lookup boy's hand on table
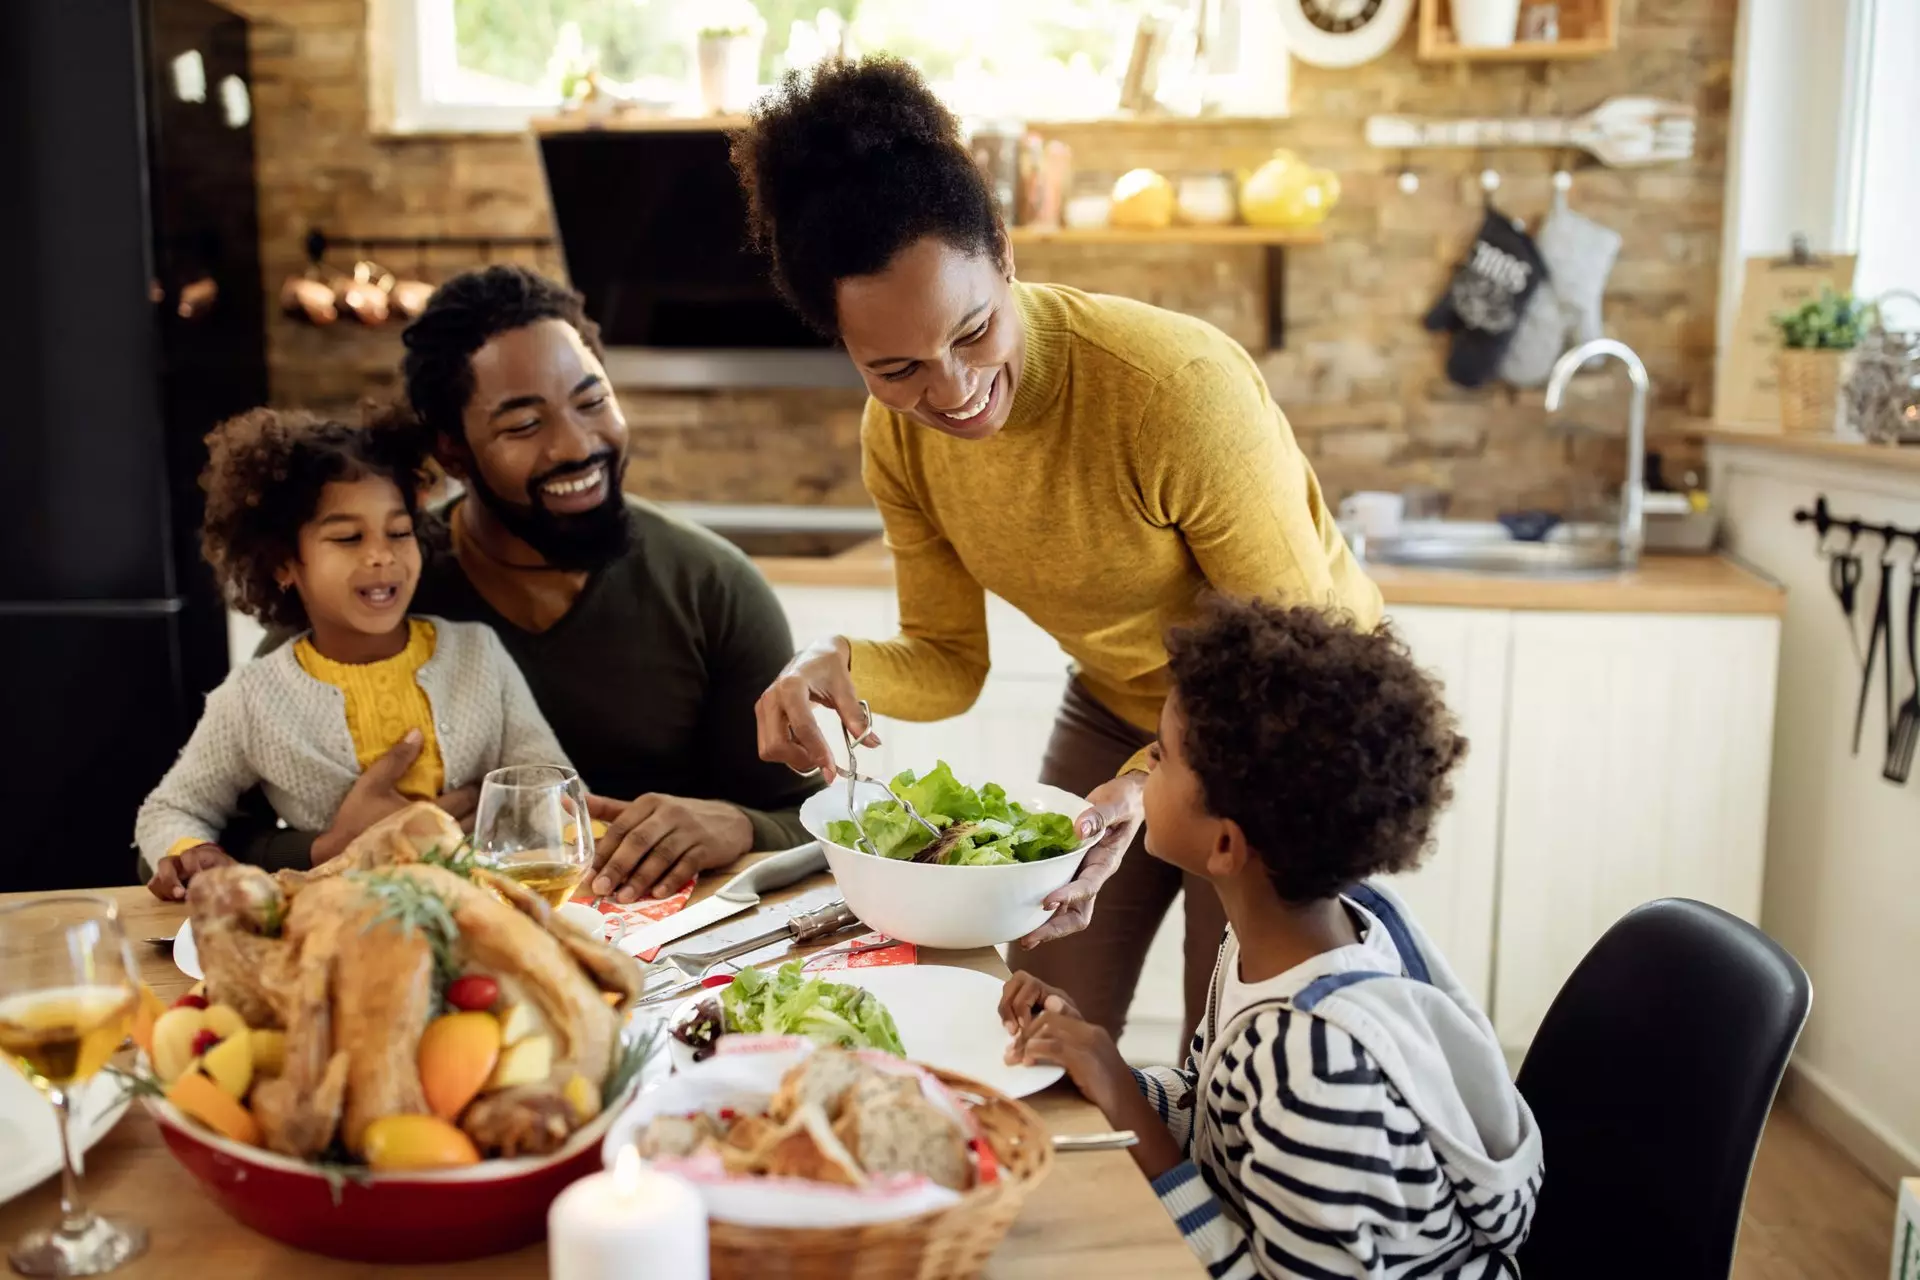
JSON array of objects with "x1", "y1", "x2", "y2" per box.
[
  {"x1": 1006, "y1": 995, "x2": 1133, "y2": 1115},
  {"x1": 999, "y1": 971, "x2": 1083, "y2": 1036},
  {"x1": 147, "y1": 844, "x2": 234, "y2": 901}
]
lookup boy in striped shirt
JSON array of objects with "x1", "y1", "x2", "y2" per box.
[{"x1": 1003, "y1": 601, "x2": 1543, "y2": 1278}]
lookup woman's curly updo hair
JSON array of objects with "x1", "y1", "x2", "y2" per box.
[
  {"x1": 400, "y1": 264, "x2": 603, "y2": 447},
  {"x1": 731, "y1": 55, "x2": 1005, "y2": 336},
  {"x1": 1166, "y1": 600, "x2": 1469, "y2": 903},
  {"x1": 199, "y1": 405, "x2": 427, "y2": 630}
]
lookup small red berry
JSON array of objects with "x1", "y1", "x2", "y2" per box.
[
  {"x1": 171, "y1": 994, "x2": 209, "y2": 1011},
  {"x1": 445, "y1": 975, "x2": 501, "y2": 1012},
  {"x1": 188, "y1": 1029, "x2": 221, "y2": 1057}
]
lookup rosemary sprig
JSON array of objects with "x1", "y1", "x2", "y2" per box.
[
  {"x1": 106, "y1": 1065, "x2": 167, "y2": 1105},
  {"x1": 349, "y1": 870, "x2": 463, "y2": 989},
  {"x1": 420, "y1": 838, "x2": 478, "y2": 882},
  {"x1": 602, "y1": 1019, "x2": 665, "y2": 1108},
  {"x1": 260, "y1": 897, "x2": 285, "y2": 938},
  {"x1": 312, "y1": 1159, "x2": 374, "y2": 1207}
]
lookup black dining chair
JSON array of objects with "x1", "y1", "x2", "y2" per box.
[{"x1": 1513, "y1": 898, "x2": 1811, "y2": 1280}]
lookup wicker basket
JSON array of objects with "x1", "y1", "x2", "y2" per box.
[
  {"x1": 706, "y1": 1068, "x2": 1055, "y2": 1280},
  {"x1": 1778, "y1": 346, "x2": 1846, "y2": 434}
]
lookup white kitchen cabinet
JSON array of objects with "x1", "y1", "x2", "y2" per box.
[
  {"x1": 1491, "y1": 611, "x2": 1781, "y2": 1050},
  {"x1": 1377, "y1": 605, "x2": 1514, "y2": 1010}
]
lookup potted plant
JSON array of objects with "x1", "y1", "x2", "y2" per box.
[
  {"x1": 1772, "y1": 288, "x2": 1870, "y2": 435},
  {"x1": 696, "y1": 1, "x2": 766, "y2": 116}
]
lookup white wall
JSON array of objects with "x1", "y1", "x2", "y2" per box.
[{"x1": 1713, "y1": 442, "x2": 1920, "y2": 1177}]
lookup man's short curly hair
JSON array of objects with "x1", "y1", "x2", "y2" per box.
[
  {"x1": 400, "y1": 264, "x2": 603, "y2": 447},
  {"x1": 1166, "y1": 600, "x2": 1468, "y2": 903},
  {"x1": 199, "y1": 406, "x2": 427, "y2": 630},
  {"x1": 730, "y1": 55, "x2": 1006, "y2": 336}
]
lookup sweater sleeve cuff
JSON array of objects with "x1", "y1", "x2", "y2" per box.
[
  {"x1": 1119, "y1": 745, "x2": 1154, "y2": 777},
  {"x1": 1151, "y1": 1160, "x2": 1221, "y2": 1229},
  {"x1": 166, "y1": 837, "x2": 213, "y2": 860}
]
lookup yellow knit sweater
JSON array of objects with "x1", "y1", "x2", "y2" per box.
[
  {"x1": 293, "y1": 618, "x2": 446, "y2": 800},
  {"x1": 848, "y1": 281, "x2": 1381, "y2": 737}
]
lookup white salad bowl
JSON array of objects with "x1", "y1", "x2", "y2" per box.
[{"x1": 799, "y1": 775, "x2": 1092, "y2": 949}]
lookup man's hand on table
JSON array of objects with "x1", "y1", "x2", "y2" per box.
[
  {"x1": 1017, "y1": 770, "x2": 1146, "y2": 949},
  {"x1": 146, "y1": 844, "x2": 234, "y2": 901},
  {"x1": 585, "y1": 794, "x2": 754, "y2": 903}
]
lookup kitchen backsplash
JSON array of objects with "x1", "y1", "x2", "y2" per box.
[{"x1": 233, "y1": 0, "x2": 1728, "y2": 517}]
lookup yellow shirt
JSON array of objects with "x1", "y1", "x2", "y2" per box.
[
  {"x1": 166, "y1": 619, "x2": 449, "y2": 861},
  {"x1": 293, "y1": 618, "x2": 447, "y2": 801},
  {"x1": 849, "y1": 281, "x2": 1381, "y2": 743}
]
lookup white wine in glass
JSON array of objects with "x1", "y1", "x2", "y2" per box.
[
  {"x1": 0, "y1": 896, "x2": 147, "y2": 1276},
  {"x1": 474, "y1": 764, "x2": 593, "y2": 908}
]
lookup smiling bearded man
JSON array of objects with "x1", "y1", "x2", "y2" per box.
[{"x1": 238, "y1": 266, "x2": 817, "y2": 901}]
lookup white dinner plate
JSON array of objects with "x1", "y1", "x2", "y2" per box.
[
  {"x1": 173, "y1": 920, "x2": 201, "y2": 981},
  {"x1": 0, "y1": 1070, "x2": 133, "y2": 1206},
  {"x1": 669, "y1": 964, "x2": 1064, "y2": 1099}
]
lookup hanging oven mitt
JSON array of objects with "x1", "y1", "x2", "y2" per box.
[
  {"x1": 1425, "y1": 206, "x2": 1548, "y2": 388},
  {"x1": 1500, "y1": 192, "x2": 1624, "y2": 387}
]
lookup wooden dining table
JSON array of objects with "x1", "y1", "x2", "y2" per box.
[{"x1": 0, "y1": 868, "x2": 1203, "y2": 1278}]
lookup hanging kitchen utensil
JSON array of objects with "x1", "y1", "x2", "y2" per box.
[
  {"x1": 1885, "y1": 554, "x2": 1920, "y2": 783},
  {"x1": 1365, "y1": 97, "x2": 1697, "y2": 168},
  {"x1": 1829, "y1": 530, "x2": 1864, "y2": 665},
  {"x1": 338, "y1": 260, "x2": 395, "y2": 325},
  {"x1": 1855, "y1": 548, "x2": 1895, "y2": 756}
]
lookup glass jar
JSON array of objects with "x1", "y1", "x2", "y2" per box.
[
  {"x1": 1064, "y1": 170, "x2": 1114, "y2": 230},
  {"x1": 1175, "y1": 172, "x2": 1237, "y2": 226}
]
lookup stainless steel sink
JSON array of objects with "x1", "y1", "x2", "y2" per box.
[{"x1": 1360, "y1": 534, "x2": 1623, "y2": 576}]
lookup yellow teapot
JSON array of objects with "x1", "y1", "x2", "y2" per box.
[{"x1": 1239, "y1": 150, "x2": 1341, "y2": 229}]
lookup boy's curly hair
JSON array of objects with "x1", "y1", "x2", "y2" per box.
[
  {"x1": 730, "y1": 55, "x2": 1005, "y2": 336},
  {"x1": 199, "y1": 406, "x2": 428, "y2": 629},
  {"x1": 1166, "y1": 600, "x2": 1467, "y2": 903}
]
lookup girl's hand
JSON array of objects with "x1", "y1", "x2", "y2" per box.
[
  {"x1": 1017, "y1": 771, "x2": 1146, "y2": 949},
  {"x1": 147, "y1": 844, "x2": 234, "y2": 902},
  {"x1": 753, "y1": 636, "x2": 877, "y2": 779},
  {"x1": 999, "y1": 971, "x2": 1082, "y2": 1036},
  {"x1": 1006, "y1": 995, "x2": 1133, "y2": 1114}
]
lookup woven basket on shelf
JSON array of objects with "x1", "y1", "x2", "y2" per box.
[
  {"x1": 1777, "y1": 346, "x2": 1846, "y2": 434},
  {"x1": 706, "y1": 1068, "x2": 1055, "y2": 1280}
]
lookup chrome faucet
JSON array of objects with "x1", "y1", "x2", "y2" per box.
[{"x1": 1544, "y1": 338, "x2": 1649, "y2": 568}]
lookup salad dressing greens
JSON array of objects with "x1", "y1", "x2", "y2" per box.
[
  {"x1": 826, "y1": 763, "x2": 1079, "y2": 866},
  {"x1": 717, "y1": 961, "x2": 905, "y2": 1056}
]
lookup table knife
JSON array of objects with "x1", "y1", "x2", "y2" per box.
[{"x1": 616, "y1": 841, "x2": 826, "y2": 956}]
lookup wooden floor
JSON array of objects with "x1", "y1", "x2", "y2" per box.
[{"x1": 1734, "y1": 1105, "x2": 1894, "y2": 1280}]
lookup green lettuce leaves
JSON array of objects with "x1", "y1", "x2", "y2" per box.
[
  {"x1": 719, "y1": 960, "x2": 905, "y2": 1056},
  {"x1": 825, "y1": 762, "x2": 1081, "y2": 867}
]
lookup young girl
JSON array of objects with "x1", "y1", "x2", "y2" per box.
[
  {"x1": 1001, "y1": 601, "x2": 1542, "y2": 1279},
  {"x1": 138, "y1": 407, "x2": 572, "y2": 898}
]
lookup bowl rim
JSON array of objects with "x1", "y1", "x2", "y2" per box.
[{"x1": 799, "y1": 774, "x2": 1094, "y2": 871}]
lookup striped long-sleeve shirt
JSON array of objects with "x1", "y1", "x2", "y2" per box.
[{"x1": 1136, "y1": 883, "x2": 1544, "y2": 1279}]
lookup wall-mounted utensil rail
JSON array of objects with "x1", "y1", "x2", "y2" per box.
[{"x1": 1792, "y1": 496, "x2": 1920, "y2": 553}]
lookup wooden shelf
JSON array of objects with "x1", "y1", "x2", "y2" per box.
[
  {"x1": 1006, "y1": 225, "x2": 1324, "y2": 247},
  {"x1": 1417, "y1": 0, "x2": 1618, "y2": 62},
  {"x1": 532, "y1": 113, "x2": 747, "y2": 134}
]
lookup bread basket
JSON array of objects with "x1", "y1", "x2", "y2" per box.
[{"x1": 652, "y1": 1066, "x2": 1055, "y2": 1280}]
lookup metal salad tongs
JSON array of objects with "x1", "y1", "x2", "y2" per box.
[{"x1": 789, "y1": 698, "x2": 940, "y2": 856}]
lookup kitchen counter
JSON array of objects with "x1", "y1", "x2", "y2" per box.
[
  {"x1": 754, "y1": 539, "x2": 1786, "y2": 616},
  {"x1": 1705, "y1": 427, "x2": 1920, "y2": 476}
]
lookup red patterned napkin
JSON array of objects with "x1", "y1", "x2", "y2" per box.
[
  {"x1": 802, "y1": 931, "x2": 917, "y2": 971},
  {"x1": 567, "y1": 881, "x2": 695, "y2": 961}
]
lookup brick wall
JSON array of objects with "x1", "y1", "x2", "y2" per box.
[{"x1": 233, "y1": 0, "x2": 1729, "y2": 517}]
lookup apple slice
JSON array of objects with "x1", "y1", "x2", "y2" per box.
[
  {"x1": 200, "y1": 1031, "x2": 253, "y2": 1099},
  {"x1": 202, "y1": 1004, "x2": 248, "y2": 1042},
  {"x1": 496, "y1": 1002, "x2": 540, "y2": 1047},
  {"x1": 484, "y1": 1033, "x2": 552, "y2": 1092},
  {"x1": 249, "y1": 1030, "x2": 287, "y2": 1077},
  {"x1": 151, "y1": 1007, "x2": 209, "y2": 1084}
]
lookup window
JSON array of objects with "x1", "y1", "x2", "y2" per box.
[
  {"x1": 1849, "y1": 0, "x2": 1920, "y2": 307},
  {"x1": 378, "y1": 0, "x2": 1288, "y2": 134}
]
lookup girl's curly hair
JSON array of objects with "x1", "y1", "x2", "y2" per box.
[
  {"x1": 1166, "y1": 600, "x2": 1469, "y2": 903},
  {"x1": 199, "y1": 405, "x2": 428, "y2": 629}
]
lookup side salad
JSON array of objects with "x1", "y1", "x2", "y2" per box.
[
  {"x1": 826, "y1": 762, "x2": 1080, "y2": 867},
  {"x1": 670, "y1": 960, "x2": 905, "y2": 1062}
]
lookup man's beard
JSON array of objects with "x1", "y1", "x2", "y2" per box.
[{"x1": 466, "y1": 450, "x2": 633, "y2": 572}]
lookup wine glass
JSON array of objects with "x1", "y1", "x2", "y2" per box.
[
  {"x1": 0, "y1": 897, "x2": 147, "y2": 1276},
  {"x1": 473, "y1": 764, "x2": 593, "y2": 908}
]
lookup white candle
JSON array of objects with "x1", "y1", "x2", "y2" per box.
[{"x1": 549, "y1": 1147, "x2": 708, "y2": 1280}]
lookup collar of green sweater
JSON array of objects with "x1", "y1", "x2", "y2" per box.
[{"x1": 1008, "y1": 281, "x2": 1072, "y2": 428}]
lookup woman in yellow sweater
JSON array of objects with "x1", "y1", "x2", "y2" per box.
[{"x1": 739, "y1": 58, "x2": 1381, "y2": 1042}]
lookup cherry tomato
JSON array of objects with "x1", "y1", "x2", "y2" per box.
[
  {"x1": 171, "y1": 993, "x2": 209, "y2": 1011},
  {"x1": 189, "y1": 1029, "x2": 222, "y2": 1057},
  {"x1": 445, "y1": 975, "x2": 500, "y2": 1012}
]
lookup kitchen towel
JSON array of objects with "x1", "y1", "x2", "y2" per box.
[
  {"x1": 1500, "y1": 194, "x2": 1623, "y2": 386},
  {"x1": 1426, "y1": 206, "x2": 1548, "y2": 388}
]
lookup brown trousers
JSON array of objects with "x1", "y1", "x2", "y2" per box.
[{"x1": 1021, "y1": 681, "x2": 1228, "y2": 1053}]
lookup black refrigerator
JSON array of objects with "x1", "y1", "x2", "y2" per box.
[{"x1": 0, "y1": 0, "x2": 267, "y2": 892}]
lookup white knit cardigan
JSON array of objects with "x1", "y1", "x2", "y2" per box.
[{"x1": 134, "y1": 617, "x2": 571, "y2": 874}]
